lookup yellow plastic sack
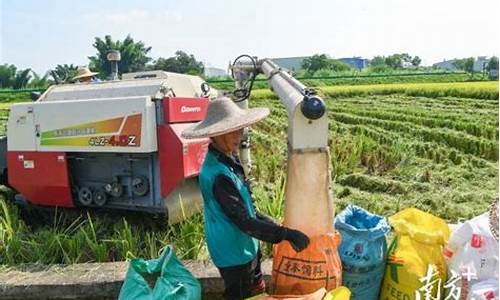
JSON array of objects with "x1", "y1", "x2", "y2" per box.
[
  {"x1": 379, "y1": 208, "x2": 450, "y2": 300},
  {"x1": 247, "y1": 286, "x2": 351, "y2": 300},
  {"x1": 323, "y1": 286, "x2": 351, "y2": 300},
  {"x1": 246, "y1": 286, "x2": 351, "y2": 300}
]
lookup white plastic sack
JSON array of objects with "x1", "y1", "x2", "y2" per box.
[
  {"x1": 444, "y1": 212, "x2": 499, "y2": 299},
  {"x1": 469, "y1": 278, "x2": 499, "y2": 300}
]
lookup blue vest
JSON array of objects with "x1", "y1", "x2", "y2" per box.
[{"x1": 198, "y1": 148, "x2": 259, "y2": 268}]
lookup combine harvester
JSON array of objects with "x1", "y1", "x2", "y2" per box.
[{"x1": 0, "y1": 71, "x2": 214, "y2": 223}]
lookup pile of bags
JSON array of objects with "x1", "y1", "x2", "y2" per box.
[
  {"x1": 332, "y1": 203, "x2": 498, "y2": 300},
  {"x1": 117, "y1": 202, "x2": 498, "y2": 300}
]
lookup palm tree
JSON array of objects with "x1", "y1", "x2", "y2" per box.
[
  {"x1": 88, "y1": 35, "x2": 152, "y2": 79},
  {"x1": 29, "y1": 70, "x2": 50, "y2": 89},
  {"x1": 49, "y1": 64, "x2": 79, "y2": 84},
  {"x1": 0, "y1": 64, "x2": 17, "y2": 88},
  {"x1": 13, "y1": 68, "x2": 32, "y2": 89}
]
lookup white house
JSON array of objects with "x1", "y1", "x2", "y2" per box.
[{"x1": 204, "y1": 67, "x2": 227, "y2": 77}]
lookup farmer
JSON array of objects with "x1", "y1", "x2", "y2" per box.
[
  {"x1": 182, "y1": 97, "x2": 310, "y2": 299},
  {"x1": 73, "y1": 66, "x2": 101, "y2": 83}
]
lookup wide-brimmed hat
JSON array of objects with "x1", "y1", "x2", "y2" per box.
[
  {"x1": 181, "y1": 97, "x2": 269, "y2": 139},
  {"x1": 73, "y1": 66, "x2": 99, "y2": 80}
]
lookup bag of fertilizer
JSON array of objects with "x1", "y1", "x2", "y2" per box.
[
  {"x1": 335, "y1": 205, "x2": 390, "y2": 300},
  {"x1": 379, "y1": 208, "x2": 450, "y2": 300},
  {"x1": 272, "y1": 232, "x2": 343, "y2": 295},
  {"x1": 443, "y1": 205, "x2": 499, "y2": 300}
]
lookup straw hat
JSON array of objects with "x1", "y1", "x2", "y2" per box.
[
  {"x1": 73, "y1": 66, "x2": 99, "y2": 80},
  {"x1": 181, "y1": 97, "x2": 269, "y2": 139}
]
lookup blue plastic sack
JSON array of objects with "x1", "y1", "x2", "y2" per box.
[
  {"x1": 334, "y1": 205, "x2": 390, "y2": 300},
  {"x1": 118, "y1": 246, "x2": 201, "y2": 300}
]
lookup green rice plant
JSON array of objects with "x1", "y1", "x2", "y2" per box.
[
  {"x1": 338, "y1": 173, "x2": 408, "y2": 194},
  {"x1": 331, "y1": 112, "x2": 498, "y2": 161}
]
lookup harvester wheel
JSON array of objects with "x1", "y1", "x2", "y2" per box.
[
  {"x1": 77, "y1": 187, "x2": 93, "y2": 206},
  {"x1": 105, "y1": 182, "x2": 123, "y2": 198},
  {"x1": 93, "y1": 190, "x2": 107, "y2": 207},
  {"x1": 131, "y1": 176, "x2": 149, "y2": 197}
]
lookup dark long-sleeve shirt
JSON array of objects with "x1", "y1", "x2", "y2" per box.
[{"x1": 209, "y1": 144, "x2": 287, "y2": 243}]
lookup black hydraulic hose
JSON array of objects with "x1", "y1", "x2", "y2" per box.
[{"x1": 231, "y1": 54, "x2": 257, "y2": 103}]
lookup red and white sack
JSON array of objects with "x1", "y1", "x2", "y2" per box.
[
  {"x1": 469, "y1": 278, "x2": 499, "y2": 300},
  {"x1": 444, "y1": 212, "x2": 499, "y2": 299}
]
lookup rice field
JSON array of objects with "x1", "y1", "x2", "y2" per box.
[{"x1": 0, "y1": 81, "x2": 498, "y2": 266}]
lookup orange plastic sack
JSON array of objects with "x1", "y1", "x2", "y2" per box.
[{"x1": 272, "y1": 232, "x2": 343, "y2": 295}]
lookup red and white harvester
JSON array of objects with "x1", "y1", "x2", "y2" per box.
[{"x1": 1, "y1": 70, "x2": 215, "y2": 223}]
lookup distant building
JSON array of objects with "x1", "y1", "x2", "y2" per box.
[
  {"x1": 270, "y1": 56, "x2": 368, "y2": 72},
  {"x1": 270, "y1": 56, "x2": 308, "y2": 72},
  {"x1": 489, "y1": 69, "x2": 498, "y2": 80},
  {"x1": 433, "y1": 59, "x2": 458, "y2": 71},
  {"x1": 433, "y1": 56, "x2": 491, "y2": 72},
  {"x1": 204, "y1": 67, "x2": 227, "y2": 77},
  {"x1": 474, "y1": 56, "x2": 490, "y2": 72},
  {"x1": 338, "y1": 57, "x2": 368, "y2": 69}
]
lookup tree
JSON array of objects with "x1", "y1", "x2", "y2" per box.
[
  {"x1": 0, "y1": 64, "x2": 32, "y2": 89},
  {"x1": 89, "y1": 35, "x2": 152, "y2": 79},
  {"x1": 385, "y1": 54, "x2": 404, "y2": 69},
  {"x1": 301, "y1": 54, "x2": 331, "y2": 74},
  {"x1": 454, "y1": 57, "x2": 475, "y2": 74},
  {"x1": 150, "y1": 51, "x2": 204, "y2": 75},
  {"x1": 49, "y1": 64, "x2": 79, "y2": 84},
  {"x1": 463, "y1": 57, "x2": 475, "y2": 74},
  {"x1": 12, "y1": 68, "x2": 32, "y2": 89},
  {"x1": 400, "y1": 53, "x2": 412, "y2": 66},
  {"x1": 411, "y1": 56, "x2": 422, "y2": 67},
  {"x1": 369, "y1": 53, "x2": 420, "y2": 69},
  {"x1": 369, "y1": 56, "x2": 386, "y2": 67},
  {"x1": 301, "y1": 54, "x2": 352, "y2": 74},
  {"x1": 487, "y1": 56, "x2": 499, "y2": 71},
  {"x1": 28, "y1": 71, "x2": 50, "y2": 88},
  {"x1": 329, "y1": 59, "x2": 351, "y2": 72},
  {"x1": 0, "y1": 64, "x2": 17, "y2": 88}
]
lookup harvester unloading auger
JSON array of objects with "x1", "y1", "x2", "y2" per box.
[
  {"x1": 229, "y1": 55, "x2": 334, "y2": 236},
  {"x1": 0, "y1": 56, "x2": 334, "y2": 236}
]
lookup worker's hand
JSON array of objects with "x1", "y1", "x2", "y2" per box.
[{"x1": 284, "y1": 228, "x2": 310, "y2": 252}]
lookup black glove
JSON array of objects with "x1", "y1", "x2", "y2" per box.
[{"x1": 284, "y1": 228, "x2": 310, "y2": 252}]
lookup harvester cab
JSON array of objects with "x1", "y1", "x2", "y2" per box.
[{"x1": 2, "y1": 71, "x2": 216, "y2": 223}]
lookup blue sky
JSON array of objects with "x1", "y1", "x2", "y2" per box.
[{"x1": 1, "y1": 0, "x2": 498, "y2": 74}]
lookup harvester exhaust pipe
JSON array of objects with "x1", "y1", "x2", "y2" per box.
[{"x1": 107, "y1": 50, "x2": 121, "y2": 80}]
